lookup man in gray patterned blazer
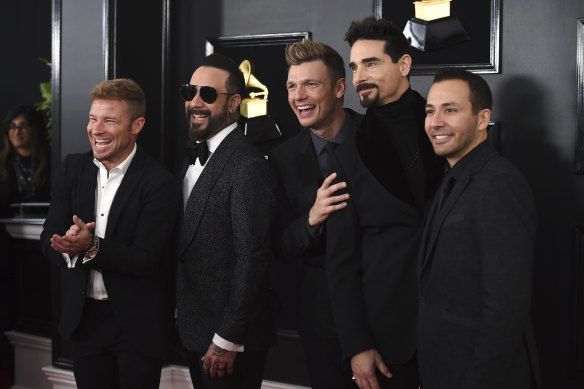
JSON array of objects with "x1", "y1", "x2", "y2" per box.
[{"x1": 176, "y1": 53, "x2": 277, "y2": 389}]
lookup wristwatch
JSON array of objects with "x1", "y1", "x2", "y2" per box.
[{"x1": 82, "y1": 235, "x2": 100, "y2": 260}]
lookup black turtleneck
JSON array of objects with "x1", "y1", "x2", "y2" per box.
[{"x1": 356, "y1": 88, "x2": 442, "y2": 210}]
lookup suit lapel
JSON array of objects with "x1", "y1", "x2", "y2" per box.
[
  {"x1": 419, "y1": 177, "x2": 469, "y2": 274},
  {"x1": 104, "y1": 148, "x2": 146, "y2": 239},
  {"x1": 179, "y1": 128, "x2": 242, "y2": 255},
  {"x1": 78, "y1": 153, "x2": 98, "y2": 223}
]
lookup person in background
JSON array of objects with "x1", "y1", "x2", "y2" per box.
[{"x1": 0, "y1": 104, "x2": 50, "y2": 215}]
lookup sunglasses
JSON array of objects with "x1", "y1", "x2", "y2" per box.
[
  {"x1": 8, "y1": 123, "x2": 31, "y2": 132},
  {"x1": 180, "y1": 84, "x2": 235, "y2": 104}
]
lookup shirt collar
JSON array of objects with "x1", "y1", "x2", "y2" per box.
[
  {"x1": 310, "y1": 109, "x2": 354, "y2": 156},
  {"x1": 93, "y1": 143, "x2": 137, "y2": 174},
  {"x1": 448, "y1": 139, "x2": 493, "y2": 181},
  {"x1": 206, "y1": 122, "x2": 238, "y2": 153}
]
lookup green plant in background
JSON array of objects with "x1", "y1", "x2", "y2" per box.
[{"x1": 36, "y1": 57, "x2": 52, "y2": 142}]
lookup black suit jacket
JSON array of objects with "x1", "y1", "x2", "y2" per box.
[
  {"x1": 40, "y1": 147, "x2": 181, "y2": 357},
  {"x1": 176, "y1": 127, "x2": 276, "y2": 353},
  {"x1": 268, "y1": 109, "x2": 362, "y2": 338},
  {"x1": 418, "y1": 141, "x2": 539, "y2": 388},
  {"x1": 326, "y1": 136, "x2": 423, "y2": 364}
]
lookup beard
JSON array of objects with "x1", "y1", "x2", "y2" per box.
[
  {"x1": 356, "y1": 83, "x2": 380, "y2": 108},
  {"x1": 186, "y1": 103, "x2": 229, "y2": 141}
]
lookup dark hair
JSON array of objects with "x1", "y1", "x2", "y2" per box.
[
  {"x1": 90, "y1": 78, "x2": 146, "y2": 119},
  {"x1": 285, "y1": 40, "x2": 346, "y2": 83},
  {"x1": 345, "y1": 17, "x2": 411, "y2": 63},
  {"x1": 1, "y1": 104, "x2": 50, "y2": 185},
  {"x1": 200, "y1": 53, "x2": 246, "y2": 98},
  {"x1": 433, "y1": 67, "x2": 492, "y2": 114}
]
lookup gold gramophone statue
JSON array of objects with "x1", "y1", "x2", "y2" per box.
[
  {"x1": 403, "y1": 0, "x2": 469, "y2": 52},
  {"x1": 239, "y1": 60, "x2": 269, "y2": 118}
]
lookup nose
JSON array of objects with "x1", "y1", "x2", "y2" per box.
[
  {"x1": 427, "y1": 112, "x2": 444, "y2": 130},
  {"x1": 187, "y1": 88, "x2": 205, "y2": 108},
  {"x1": 353, "y1": 67, "x2": 366, "y2": 86},
  {"x1": 292, "y1": 85, "x2": 307, "y2": 101}
]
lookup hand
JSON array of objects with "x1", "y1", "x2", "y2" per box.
[
  {"x1": 201, "y1": 342, "x2": 237, "y2": 379},
  {"x1": 308, "y1": 172, "x2": 350, "y2": 233},
  {"x1": 351, "y1": 349, "x2": 392, "y2": 389},
  {"x1": 50, "y1": 215, "x2": 96, "y2": 256}
]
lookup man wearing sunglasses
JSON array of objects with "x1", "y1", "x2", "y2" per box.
[{"x1": 175, "y1": 53, "x2": 276, "y2": 389}]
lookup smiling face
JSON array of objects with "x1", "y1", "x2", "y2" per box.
[
  {"x1": 8, "y1": 114, "x2": 33, "y2": 155},
  {"x1": 286, "y1": 60, "x2": 345, "y2": 137},
  {"x1": 425, "y1": 79, "x2": 490, "y2": 167},
  {"x1": 184, "y1": 66, "x2": 240, "y2": 142},
  {"x1": 87, "y1": 98, "x2": 144, "y2": 171},
  {"x1": 349, "y1": 39, "x2": 411, "y2": 107}
]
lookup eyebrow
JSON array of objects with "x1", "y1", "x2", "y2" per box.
[
  {"x1": 349, "y1": 56, "x2": 382, "y2": 68},
  {"x1": 426, "y1": 102, "x2": 457, "y2": 108}
]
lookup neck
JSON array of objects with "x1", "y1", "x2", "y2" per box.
[
  {"x1": 310, "y1": 106, "x2": 346, "y2": 141},
  {"x1": 15, "y1": 147, "x2": 32, "y2": 157}
]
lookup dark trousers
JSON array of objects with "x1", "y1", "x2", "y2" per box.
[
  {"x1": 300, "y1": 334, "x2": 354, "y2": 389},
  {"x1": 187, "y1": 349, "x2": 268, "y2": 389},
  {"x1": 71, "y1": 299, "x2": 162, "y2": 389}
]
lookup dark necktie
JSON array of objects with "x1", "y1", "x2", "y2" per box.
[
  {"x1": 186, "y1": 140, "x2": 209, "y2": 166},
  {"x1": 320, "y1": 142, "x2": 338, "y2": 178},
  {"x1": 427, "y1": 173, "x2": 455, "y2": 227}
]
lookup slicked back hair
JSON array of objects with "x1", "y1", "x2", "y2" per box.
[
  {"x1": 345, "y1": 17, "x2": 411, "y2": 64},
  {"x1": 90, "y1": 78, "x2": 146, "y2": 120},
  {"x1": 199, "y1": 53, "x2": 246, "y2": 98},
  {"x1": 433, "y1": 67, "x2": 492, "y2": 114}
]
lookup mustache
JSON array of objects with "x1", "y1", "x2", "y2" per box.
[
  {"x1": 356, "y1": 83, "x2": 378, "y2": 92},
  {"x1": 187, "y1": 107, "x2": 211, "y2": 116}
]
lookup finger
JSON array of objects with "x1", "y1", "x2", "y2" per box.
[
  {"x1": 86, "y1": 222, "x2": 96, "y2": 230},
  {"x1": 73, "y1": 215, "x2": 89, "y2": 231},
  {"x1": 202, "y1": 359, "x2": 211, "y2": 375},
  {"x1": 227, "y1": 360, "x2": 234, "y2": 375},
  {"x1": 326, "y1": 181, "x2": 348, "y2": 195},
  {"x1": 367, "y1": 375, "x2": 380, "y2": 389},
  {"x1": 209, "y1": 363, "x2": 218, "y2": 378},
  {"x1": 320, "y1": 172, "x2": 338, "y2": 189},
  {"x1": 375, "y1": 358, "x2": 392, "y2": 378},
  {"x1": 217, "y1": 365, "x2": 226, "y2": 378}
]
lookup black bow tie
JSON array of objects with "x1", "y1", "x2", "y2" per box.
[{"x1": 186, "y1": 140, "x2": 209, "y2": 166}]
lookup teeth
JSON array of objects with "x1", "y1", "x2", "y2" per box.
[
  {"x1": 95, "y1": 139, "x2": 110, "y2": 144},
  {"x1": 297, "y1": 105, "x2": 315, "y2": 111},
  {"x1": 435, "y1": 135, "x2": 449, "y2": 139},
  {"x1": 193, "y1": 114, "x2": 207, "y2": 119}
]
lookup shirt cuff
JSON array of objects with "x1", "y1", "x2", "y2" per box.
[
  {"x1": 62, "y1": 253, "x2": 79, "y2": 269},
  {"x1": 212, "y1": 333, "x2": 244, "y2": 352}
]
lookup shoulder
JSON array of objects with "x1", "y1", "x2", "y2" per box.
[
  {"x1": 269, "y1": 130, "x2": 309, "y2": 159},
  {"x1": 472, "y1": 152, "x2": 534, "y2": 204},
  {"x1": 133, "y1": 147, "x2": 177, "y2": 184}
]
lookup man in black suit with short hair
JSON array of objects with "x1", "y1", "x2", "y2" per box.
[
  {"x1": 269, "y1": 39, "x2": 362, "y2": 389},
  {"x1": 419, "y1": 68, "x2": 539, "y2": 389},
  {"x1": 325, "y1": 17, "x2": 443, "y2": 389},
  {"x1": 41, "y1": 78, "x2": 180, "y2": 389},
  {"x1": 176, "y1": 53, "x2": 276, "y2": 389}
]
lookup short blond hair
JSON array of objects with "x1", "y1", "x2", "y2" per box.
[
  {"x1": 90, "y1": 78, "x2": 146, "y2": 119},
  {"x1": 285, "y1": 40, "x2": 345, "y2": 84}
]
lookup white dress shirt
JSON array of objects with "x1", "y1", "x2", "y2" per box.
[
  {"x1": 182, "y1": 122, "x2": 244, "y2": 352},
  {"x1": 62, "y1": 144, "x2": 137, "y2": 300}
]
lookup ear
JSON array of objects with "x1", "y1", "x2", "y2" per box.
[
  {"x1": 229, "y1": 94, "x2": 242, "y2": 113},
  {"x1": 131, "y1": 117, "x2": 145, "y2": 135},
  {"x1": 399, "y1": 54, "x2": 412, "y2": 77},
  {"x1": 335, "y1": 78, "x2": 347, "y2": 99},
  {"x1": 477, "y1": 108, "x2": 491, "y2": 131}
]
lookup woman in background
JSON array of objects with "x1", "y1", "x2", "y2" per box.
[{"x1": 0, "y1": 104, "x2": 50, "y2": 216}]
